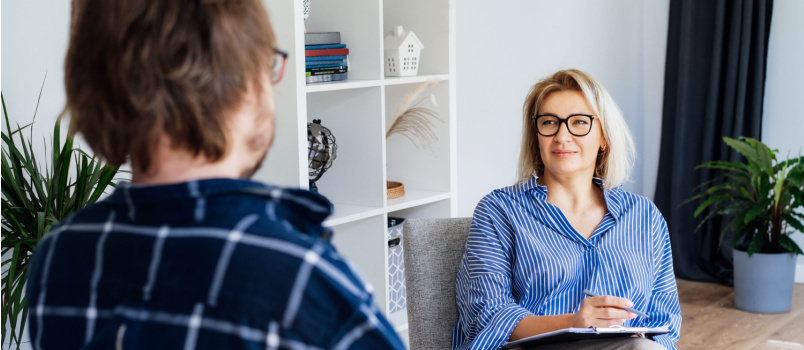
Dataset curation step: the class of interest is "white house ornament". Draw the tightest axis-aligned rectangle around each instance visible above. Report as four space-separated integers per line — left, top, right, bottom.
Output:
384 26 424 77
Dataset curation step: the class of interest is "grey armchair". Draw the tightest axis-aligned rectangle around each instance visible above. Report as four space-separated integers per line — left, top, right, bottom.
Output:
403 218 473 350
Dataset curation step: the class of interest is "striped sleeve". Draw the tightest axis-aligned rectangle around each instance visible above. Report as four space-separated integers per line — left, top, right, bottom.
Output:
454 194 533 350
636 209 681 350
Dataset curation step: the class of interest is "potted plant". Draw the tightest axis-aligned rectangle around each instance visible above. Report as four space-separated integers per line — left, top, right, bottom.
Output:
1 89 121 348
690 136 803 313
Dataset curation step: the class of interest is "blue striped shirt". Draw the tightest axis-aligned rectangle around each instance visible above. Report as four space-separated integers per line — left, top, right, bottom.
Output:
453 177 681 350
27 178 405 350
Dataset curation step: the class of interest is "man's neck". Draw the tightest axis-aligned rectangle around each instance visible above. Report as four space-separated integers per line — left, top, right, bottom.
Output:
131 136 243 185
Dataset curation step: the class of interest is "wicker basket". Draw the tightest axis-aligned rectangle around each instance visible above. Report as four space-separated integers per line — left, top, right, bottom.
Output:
386 181 405 199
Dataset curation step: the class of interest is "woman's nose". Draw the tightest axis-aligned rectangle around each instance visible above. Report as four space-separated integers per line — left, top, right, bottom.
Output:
554 122 573 142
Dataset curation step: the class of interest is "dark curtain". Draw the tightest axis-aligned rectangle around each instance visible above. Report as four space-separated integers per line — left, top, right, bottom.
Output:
655 0 773 284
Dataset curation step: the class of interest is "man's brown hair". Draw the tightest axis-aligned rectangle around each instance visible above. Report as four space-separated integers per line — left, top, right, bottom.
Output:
65 0 277 171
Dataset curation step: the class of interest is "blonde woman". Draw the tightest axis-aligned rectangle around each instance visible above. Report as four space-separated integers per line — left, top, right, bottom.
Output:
453 70 681 350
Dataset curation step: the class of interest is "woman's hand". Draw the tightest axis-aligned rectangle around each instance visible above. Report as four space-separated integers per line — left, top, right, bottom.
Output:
572 295 637 328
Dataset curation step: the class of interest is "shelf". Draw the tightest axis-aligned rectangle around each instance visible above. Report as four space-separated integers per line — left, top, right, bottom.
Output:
382 74 450 86
306 78 382 93
387 189 451 212
305 74 451 92
324 203 384 227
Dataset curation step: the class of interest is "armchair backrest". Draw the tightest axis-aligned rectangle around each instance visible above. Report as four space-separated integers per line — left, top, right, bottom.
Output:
403 218 473 350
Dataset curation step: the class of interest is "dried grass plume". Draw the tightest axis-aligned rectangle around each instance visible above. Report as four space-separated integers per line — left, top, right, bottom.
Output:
386 79 443 151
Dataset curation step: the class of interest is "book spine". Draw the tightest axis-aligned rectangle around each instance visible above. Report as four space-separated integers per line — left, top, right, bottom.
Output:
306 72 348 84
304 32 341 46
305 48 349 57
305 60 348 67
305 44 347 50
306 64 348 70
305 55 348 62
305 67 348 76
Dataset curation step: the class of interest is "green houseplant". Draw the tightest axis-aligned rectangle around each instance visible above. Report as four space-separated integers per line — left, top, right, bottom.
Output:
1 89 120 348
690 136 803 313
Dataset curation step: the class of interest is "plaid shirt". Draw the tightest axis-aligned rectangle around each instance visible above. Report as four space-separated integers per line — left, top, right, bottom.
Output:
27 178 405 350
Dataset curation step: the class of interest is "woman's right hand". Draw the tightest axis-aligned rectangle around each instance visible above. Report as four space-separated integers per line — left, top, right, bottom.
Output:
572 295 637 328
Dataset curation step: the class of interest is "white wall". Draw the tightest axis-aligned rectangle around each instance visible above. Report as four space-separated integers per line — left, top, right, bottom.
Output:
455 0 669 216
1 1 72 154
762 0 804 283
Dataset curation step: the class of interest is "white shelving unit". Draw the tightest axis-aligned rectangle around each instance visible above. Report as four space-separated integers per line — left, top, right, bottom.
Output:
257 0 457 338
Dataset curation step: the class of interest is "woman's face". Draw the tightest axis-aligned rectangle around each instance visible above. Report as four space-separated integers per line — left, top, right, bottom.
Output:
536 90 606 180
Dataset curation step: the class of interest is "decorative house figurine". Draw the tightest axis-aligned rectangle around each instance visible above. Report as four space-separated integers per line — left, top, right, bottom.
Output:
384 26 424 77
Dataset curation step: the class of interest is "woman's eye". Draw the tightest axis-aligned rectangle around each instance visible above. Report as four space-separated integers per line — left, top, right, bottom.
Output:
572 119 588 125
542 120 557 126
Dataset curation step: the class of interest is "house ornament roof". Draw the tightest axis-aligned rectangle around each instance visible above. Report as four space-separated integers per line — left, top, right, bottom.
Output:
383 25 424 50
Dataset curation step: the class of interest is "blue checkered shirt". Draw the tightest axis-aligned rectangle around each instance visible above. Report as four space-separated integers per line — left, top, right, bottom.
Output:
27 178 405 350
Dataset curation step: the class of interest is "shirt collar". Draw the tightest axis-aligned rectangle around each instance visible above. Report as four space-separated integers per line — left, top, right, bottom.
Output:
504 176 626 221
104 178 334 225
107 178 274 203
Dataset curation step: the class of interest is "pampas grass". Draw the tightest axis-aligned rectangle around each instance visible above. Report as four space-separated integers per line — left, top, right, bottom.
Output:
386 79 443 151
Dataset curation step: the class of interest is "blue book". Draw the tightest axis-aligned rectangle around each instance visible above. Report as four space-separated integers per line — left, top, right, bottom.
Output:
306 61 348 68
305 64 348 69
306 55 348 62
305 44 347 50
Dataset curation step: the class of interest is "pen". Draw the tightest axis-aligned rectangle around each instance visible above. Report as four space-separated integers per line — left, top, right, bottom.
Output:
582 289 649 318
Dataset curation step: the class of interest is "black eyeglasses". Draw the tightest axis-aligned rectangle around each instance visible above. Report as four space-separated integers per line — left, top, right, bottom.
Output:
533 114 596 137
271 48 288 85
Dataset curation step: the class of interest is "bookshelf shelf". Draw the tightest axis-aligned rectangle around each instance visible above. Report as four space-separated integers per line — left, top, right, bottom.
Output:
306 79 382 93
387 189 451 212
260 0 456 342
324 203 385 227
304 74 451 93
382 74 450 86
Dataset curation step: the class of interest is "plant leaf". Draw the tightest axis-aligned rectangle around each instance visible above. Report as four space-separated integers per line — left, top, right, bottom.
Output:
779 234 804 255
1 82 121 348
744 137 774 176
783 213 804 234
743 198 771 224
747 230 765 256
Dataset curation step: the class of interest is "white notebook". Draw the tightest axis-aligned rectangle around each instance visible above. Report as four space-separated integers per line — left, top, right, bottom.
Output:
502 325 671 349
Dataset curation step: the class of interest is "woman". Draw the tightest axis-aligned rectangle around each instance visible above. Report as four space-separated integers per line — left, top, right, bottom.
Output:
453 69 681 350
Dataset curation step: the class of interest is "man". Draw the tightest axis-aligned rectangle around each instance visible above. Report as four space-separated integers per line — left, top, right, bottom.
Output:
26 1 405 349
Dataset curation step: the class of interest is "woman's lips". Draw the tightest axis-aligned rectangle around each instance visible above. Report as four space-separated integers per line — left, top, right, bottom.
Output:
552 150 576 158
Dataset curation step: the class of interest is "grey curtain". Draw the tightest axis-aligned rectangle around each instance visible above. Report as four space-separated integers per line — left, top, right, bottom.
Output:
655 0 773 284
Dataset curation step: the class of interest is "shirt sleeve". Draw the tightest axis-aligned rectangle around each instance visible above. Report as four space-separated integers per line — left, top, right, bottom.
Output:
335 303 406 350
324 252 406 350
454 194 534 350
632 210 681 350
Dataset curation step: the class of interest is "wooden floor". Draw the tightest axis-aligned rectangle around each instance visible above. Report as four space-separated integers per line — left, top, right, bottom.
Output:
677 279 804 349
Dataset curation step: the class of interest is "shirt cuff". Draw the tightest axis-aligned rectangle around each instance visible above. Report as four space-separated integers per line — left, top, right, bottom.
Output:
472 303 533 349
651 334 678 350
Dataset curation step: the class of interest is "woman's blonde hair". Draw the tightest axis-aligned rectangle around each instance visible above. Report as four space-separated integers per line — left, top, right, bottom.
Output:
517 69 635 189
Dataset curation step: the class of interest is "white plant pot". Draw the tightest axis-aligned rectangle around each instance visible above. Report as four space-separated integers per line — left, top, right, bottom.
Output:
732 248 796 313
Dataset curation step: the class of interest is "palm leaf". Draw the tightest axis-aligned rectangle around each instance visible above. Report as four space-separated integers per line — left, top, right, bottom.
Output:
1 80 120 348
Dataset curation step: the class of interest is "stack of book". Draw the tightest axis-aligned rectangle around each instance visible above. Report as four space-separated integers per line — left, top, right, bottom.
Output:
305 32 349 84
